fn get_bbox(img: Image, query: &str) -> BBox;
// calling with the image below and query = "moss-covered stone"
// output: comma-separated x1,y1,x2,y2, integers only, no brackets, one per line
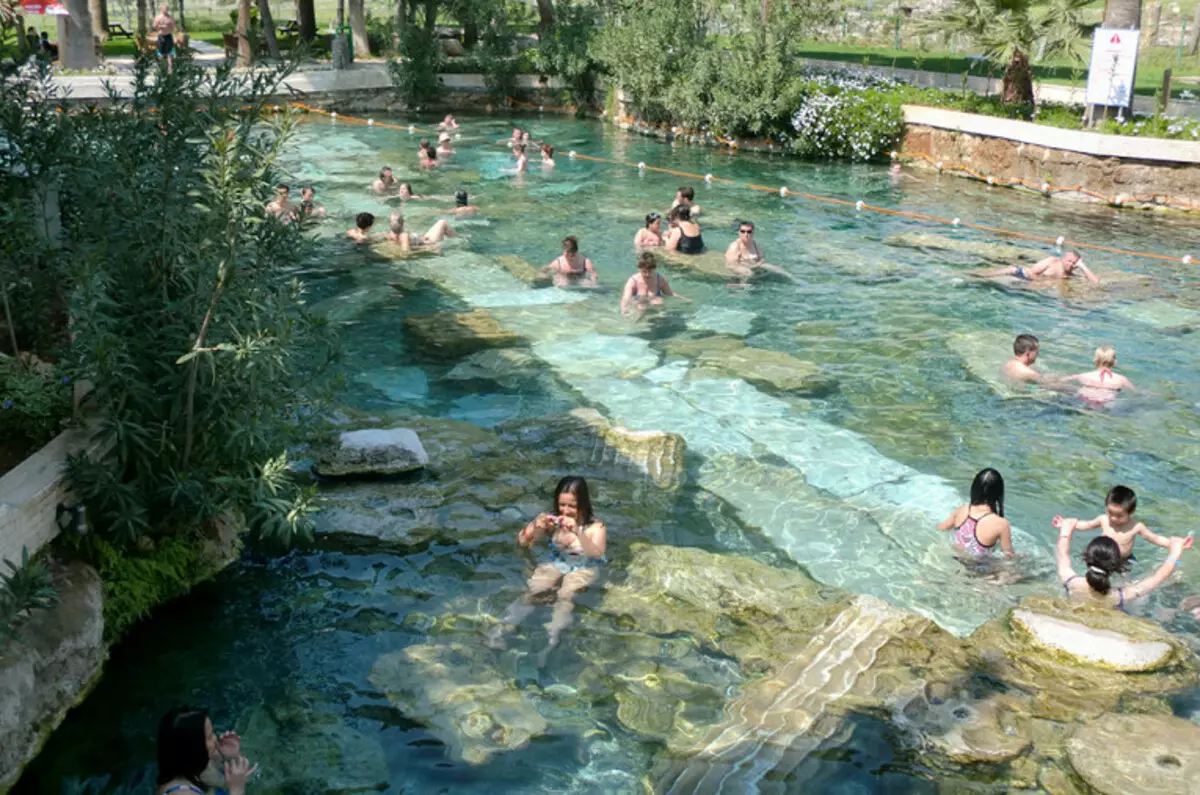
402,309,523,360
1067,713,1200,795
884,232,1043,264
495,255,552,287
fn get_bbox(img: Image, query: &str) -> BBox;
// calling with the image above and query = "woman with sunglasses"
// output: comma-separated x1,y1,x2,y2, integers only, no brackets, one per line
620,252,689,314
634,212,665,247
724,221,795,282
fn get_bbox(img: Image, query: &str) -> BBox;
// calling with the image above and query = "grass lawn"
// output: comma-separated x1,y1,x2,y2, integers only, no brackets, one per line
795,42,1200,99
99,30,225,57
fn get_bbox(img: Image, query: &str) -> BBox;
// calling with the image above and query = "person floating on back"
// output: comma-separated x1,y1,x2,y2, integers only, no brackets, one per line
1063,346,1134,407
1053,485,1171,562
937,468,1015,560
987,250,1099,284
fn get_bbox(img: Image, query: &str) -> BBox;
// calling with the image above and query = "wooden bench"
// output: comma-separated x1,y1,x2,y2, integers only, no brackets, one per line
107,23,134,39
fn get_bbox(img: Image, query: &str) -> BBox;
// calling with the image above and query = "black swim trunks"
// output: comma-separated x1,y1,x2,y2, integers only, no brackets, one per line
156,33,175,56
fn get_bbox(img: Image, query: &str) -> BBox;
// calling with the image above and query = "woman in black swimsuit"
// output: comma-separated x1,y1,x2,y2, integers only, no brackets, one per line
665,206,703,254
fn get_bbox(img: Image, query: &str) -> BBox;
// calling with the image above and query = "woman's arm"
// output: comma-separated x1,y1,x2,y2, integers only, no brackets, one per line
517,514,551,547
1125,536,1190,599
997,519,1015,558
664,229,680,251
399,233,411,253
724,241,739,266
660,277,688,301
620,277,635,314
1055,521,1078,583
584,258,598,285
575,521,607,558
936,505,963,532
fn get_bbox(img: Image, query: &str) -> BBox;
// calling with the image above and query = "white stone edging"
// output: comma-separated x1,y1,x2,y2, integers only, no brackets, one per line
903,104,1200,165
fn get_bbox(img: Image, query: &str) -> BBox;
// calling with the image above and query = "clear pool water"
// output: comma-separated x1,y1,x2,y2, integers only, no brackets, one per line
17,114,1200,793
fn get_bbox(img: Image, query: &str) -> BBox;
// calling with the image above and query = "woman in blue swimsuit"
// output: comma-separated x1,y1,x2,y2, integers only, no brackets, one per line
486,477,607,658
1056,519,1190,610
620,252,689,314
156,706,257,795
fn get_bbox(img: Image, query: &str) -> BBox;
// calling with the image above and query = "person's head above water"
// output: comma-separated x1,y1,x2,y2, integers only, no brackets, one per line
1083,535,1129,595
674,205,693,222
300,185,315,200
388,212,405,234
275,183,289,197
157,706,215,788
398,182,414,198
1105,484,1137,525
969,468,1005,517
645,211,661,229
676,186,695,203
1063,250,1082,271
378,167,393,181
454,189,469,207
511,127,522,139
541,143,554,158
637,251,658,272
1094,345,1116,370
159,3,169,14
561,235,579,254
738,221,755,237
1012,333,1039,363
552,476,593,526
355,212,375,231
513,143,526,155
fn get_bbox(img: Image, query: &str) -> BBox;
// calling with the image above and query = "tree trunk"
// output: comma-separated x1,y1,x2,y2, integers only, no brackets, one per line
297,0,316,42
463,19,477,48
16,13,30,58
1102,0,1141,29
1001,48,1034,104
89,0,108,42
258,0,280,58
349,0,370,55
136,0,148,40
1188,1,1200,55
535,0,553,33
178,0,186,31
423,0,437,34
237,0,252,66
60,0,100,68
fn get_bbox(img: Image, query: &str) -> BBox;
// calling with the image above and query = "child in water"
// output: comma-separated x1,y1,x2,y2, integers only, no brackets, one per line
1053,485,1173,562
936,468,1015,560
1063,346,1133,407
487,477,607,661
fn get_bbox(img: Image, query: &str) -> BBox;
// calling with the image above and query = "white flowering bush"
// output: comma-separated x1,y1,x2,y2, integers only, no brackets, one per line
790,75,905,162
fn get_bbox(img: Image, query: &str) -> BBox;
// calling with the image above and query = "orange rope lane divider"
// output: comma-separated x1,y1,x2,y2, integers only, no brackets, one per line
289,104,1198,265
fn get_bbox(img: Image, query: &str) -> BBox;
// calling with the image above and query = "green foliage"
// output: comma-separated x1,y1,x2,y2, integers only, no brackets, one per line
0,357,72,450
790,81,906,161
81,533,227,642
477,5,520,102
365,11,398,57
530,2,600,106
0,547,59,648
1,59,337,552
389,27,445,107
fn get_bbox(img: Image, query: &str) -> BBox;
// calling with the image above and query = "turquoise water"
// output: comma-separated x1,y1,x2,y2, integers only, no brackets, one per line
17,115,1200,793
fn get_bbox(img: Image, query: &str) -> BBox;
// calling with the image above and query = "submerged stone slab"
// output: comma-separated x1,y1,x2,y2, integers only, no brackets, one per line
885,232,1043,264
1012,609,1174,671
356,366,430,403
368,640,547,765
495,254,552,287
532,334,660,379
315,428,429,477
1111,298,1200,331
1068,713,1200,795
442,349,545,390
466,289,589,309
662,335,831,394
686,305,757,337
403,309,523,360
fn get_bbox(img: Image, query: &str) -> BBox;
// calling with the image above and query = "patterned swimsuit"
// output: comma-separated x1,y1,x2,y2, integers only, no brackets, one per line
953,510,996,559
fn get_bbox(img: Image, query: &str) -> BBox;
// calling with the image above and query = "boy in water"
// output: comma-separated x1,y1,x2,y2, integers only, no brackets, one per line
670,186,702,218
346,212,375,243
1001,333,1043,383
1053,485,1174,561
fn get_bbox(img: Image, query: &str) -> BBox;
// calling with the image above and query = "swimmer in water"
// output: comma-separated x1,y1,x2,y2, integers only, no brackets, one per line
297,186,327,221
512,144,528,173
372,167,398,194
723,221,795,282
265,183,296,219
384,212,457,253
397,182,430,201
439,114,459,130
1062,346,1134,406
670,185,702,218
1052,485,1170,563
541,143,555,167
987,250,1099,284
634,212,664,247
620,252,689,314
542,235,597,287
437,132,455,156
1001,333,1045,384
346,212,375,243
485,476,607,662
664,206,703,254
446,189,480,217
419,141,438,169
936,468,1015,560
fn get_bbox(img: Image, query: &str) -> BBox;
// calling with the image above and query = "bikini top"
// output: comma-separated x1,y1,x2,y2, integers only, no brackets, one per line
631,273,663,297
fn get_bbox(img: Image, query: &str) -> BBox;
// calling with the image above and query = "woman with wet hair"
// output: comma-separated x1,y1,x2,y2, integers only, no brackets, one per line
1057,519,1191,609
156,706,257,795
937,468,1014,559
634,212,664,247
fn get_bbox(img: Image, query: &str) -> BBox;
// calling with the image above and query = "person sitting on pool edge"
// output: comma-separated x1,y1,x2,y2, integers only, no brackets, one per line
1056,517,1191,610
634,212,664,247
664,206,703,254
724,221,795,282
671,185,702,218
372,167,398,194
542,235,597,287
384,212,458,253
987,250,1099,284
620,252,690,314
346,212,375,242
936,467,1014,560
486,475,607,664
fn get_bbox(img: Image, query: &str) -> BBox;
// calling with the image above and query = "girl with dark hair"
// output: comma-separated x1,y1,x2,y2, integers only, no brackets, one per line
1056,519,1191,609
663,205,704,255
634,212,664,247
542,236,597,288
486,476,607,660
156,707,257,795
936,468,1015,559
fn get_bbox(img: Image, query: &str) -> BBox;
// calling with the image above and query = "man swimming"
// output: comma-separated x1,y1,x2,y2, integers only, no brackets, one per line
990,250,1099,284
265,184,296,219
671,186,702,218
1001,333,1044,383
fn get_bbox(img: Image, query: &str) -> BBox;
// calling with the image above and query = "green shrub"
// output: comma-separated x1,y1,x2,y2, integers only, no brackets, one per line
0,547,59,648
477,6,520,102
530,2,599,106
0,357,72,450
389,27,444,107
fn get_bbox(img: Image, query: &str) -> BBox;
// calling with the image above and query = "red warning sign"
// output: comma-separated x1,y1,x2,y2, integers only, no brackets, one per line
1110,33,1121,43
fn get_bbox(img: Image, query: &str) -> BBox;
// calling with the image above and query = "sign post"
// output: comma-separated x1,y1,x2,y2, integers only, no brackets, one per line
1085,27,1141,124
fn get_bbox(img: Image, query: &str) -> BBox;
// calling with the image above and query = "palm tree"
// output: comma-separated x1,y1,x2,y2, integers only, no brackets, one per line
924,0,1092,104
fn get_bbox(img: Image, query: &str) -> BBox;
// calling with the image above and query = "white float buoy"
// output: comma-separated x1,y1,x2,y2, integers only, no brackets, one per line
1056,236,1065,247
781,187,789,197
408,125,415,133
890,150,898,159
1042,182,1050,193
936,161,943,170
855,200,864,211
705,173,713,183
367,118,374,126
1184,255,1194,265
330,111,338,118
569,151,577,159
637,162,646,170
952,217,961,226
986,176,994,185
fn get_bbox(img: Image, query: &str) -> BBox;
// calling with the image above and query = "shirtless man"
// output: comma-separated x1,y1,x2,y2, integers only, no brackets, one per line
266,184,296,219
990,250,1099,284
446,189,479,217
298,186,326,220
1001,333,1044,383
346,212,375,243
372,167,398,194
152,4,177,73
723,222,795,282
671,186,702,218
437,133,455,156
439,114,459,130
